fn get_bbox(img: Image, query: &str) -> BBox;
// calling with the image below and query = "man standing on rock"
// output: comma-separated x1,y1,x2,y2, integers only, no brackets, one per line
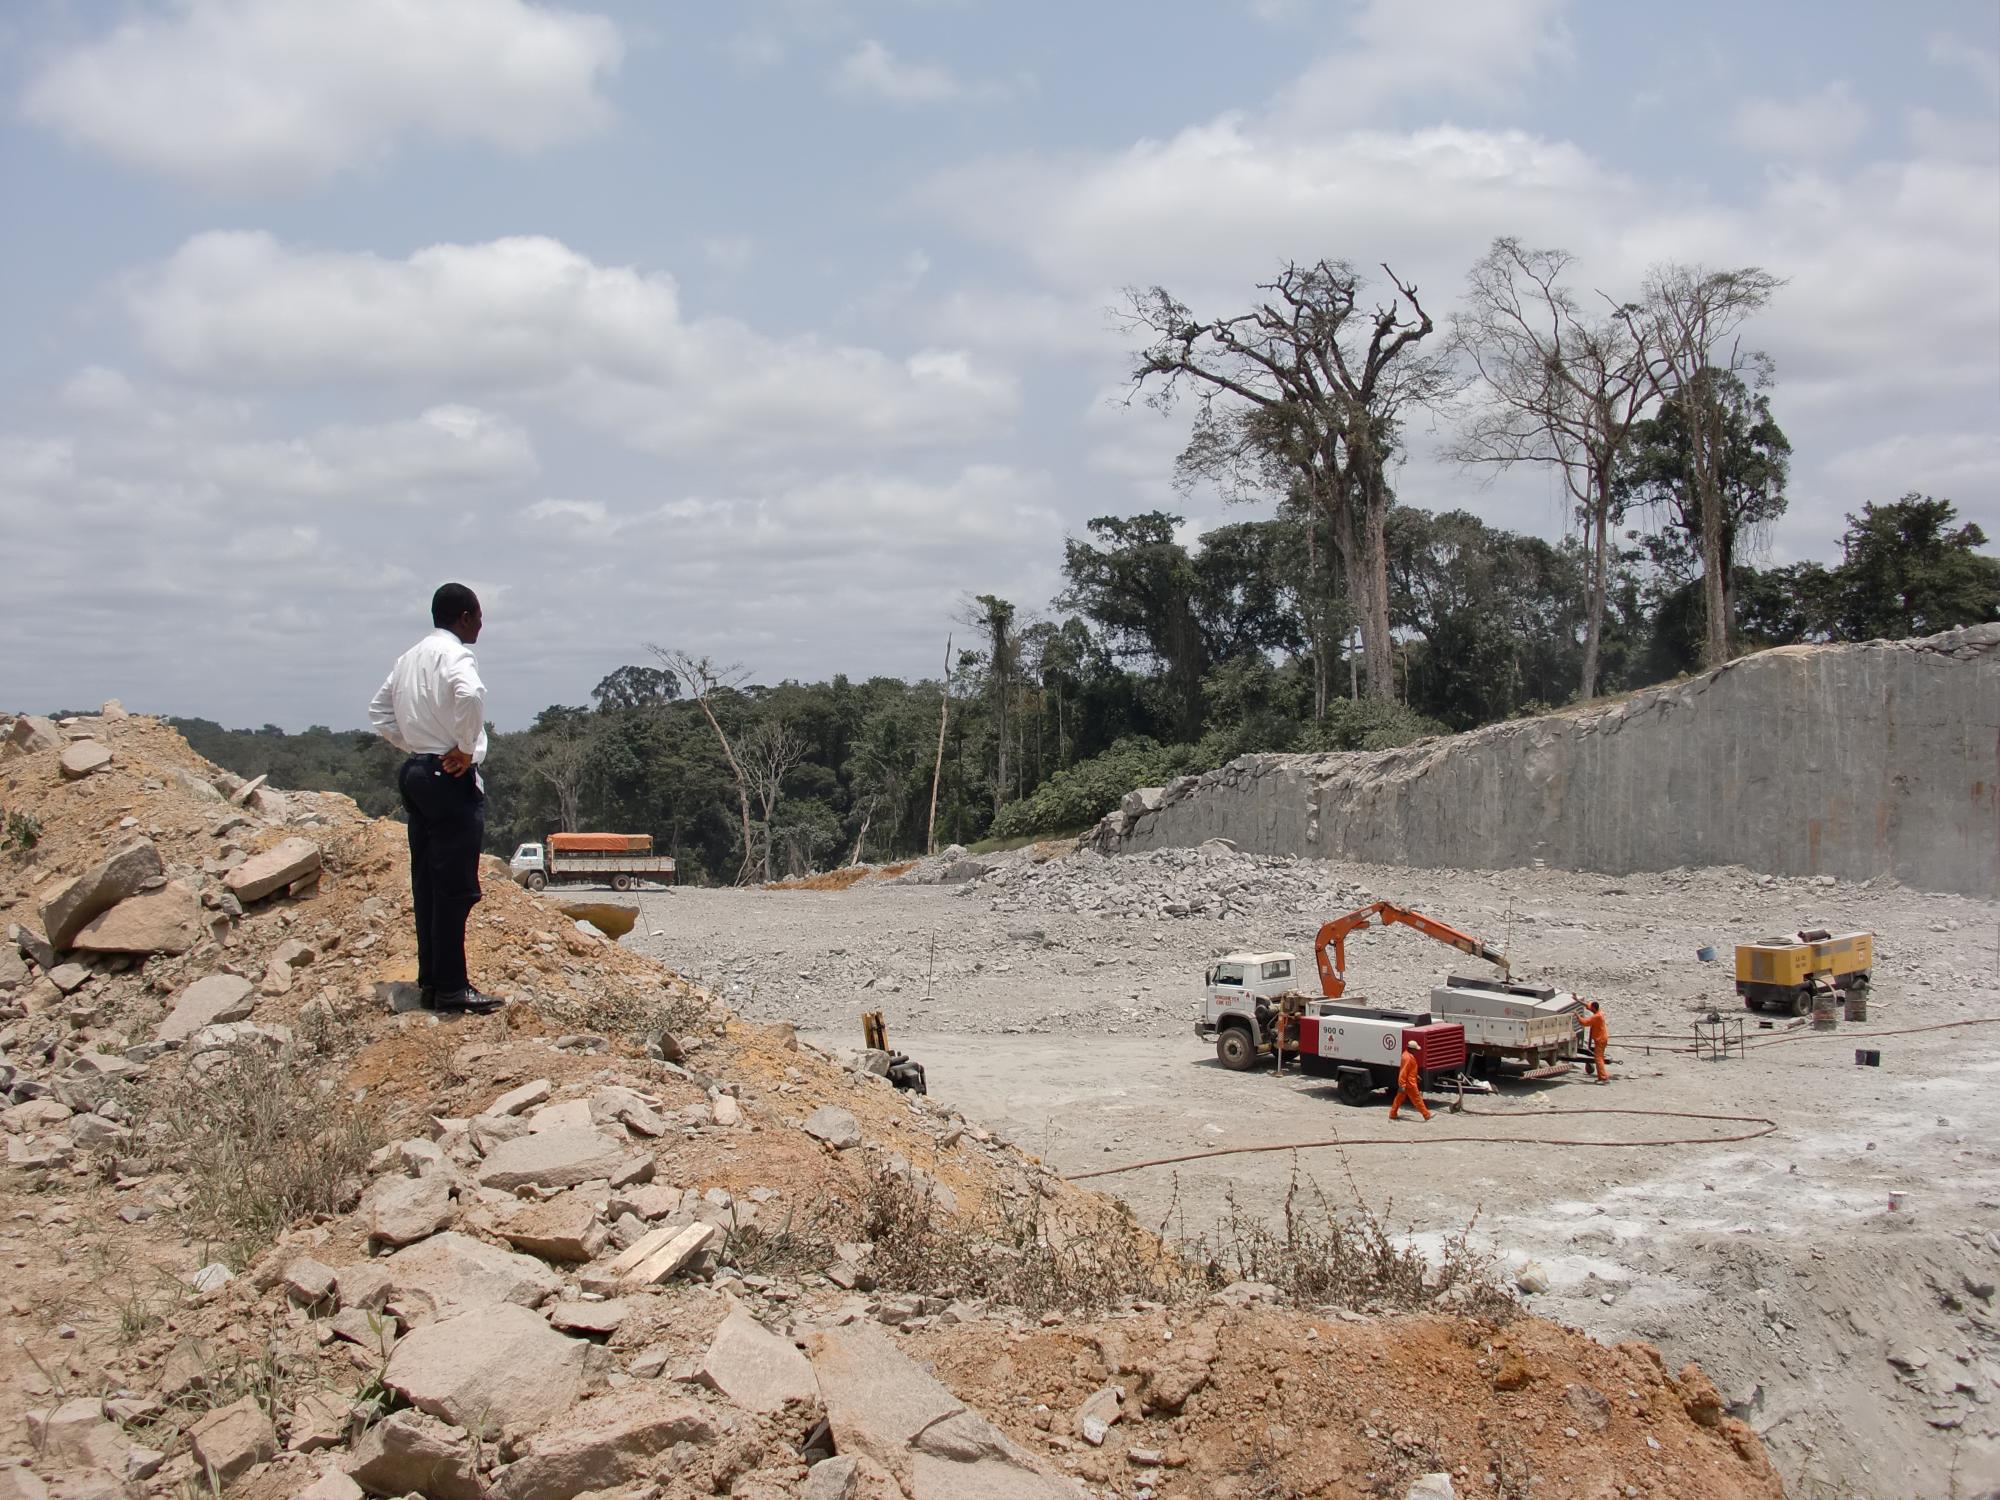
368,583,501,1012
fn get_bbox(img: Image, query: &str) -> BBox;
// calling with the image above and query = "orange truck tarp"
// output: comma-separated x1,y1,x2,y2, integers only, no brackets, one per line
549,833,654,854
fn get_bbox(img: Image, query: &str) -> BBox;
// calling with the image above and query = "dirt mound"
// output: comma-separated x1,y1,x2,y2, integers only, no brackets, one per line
0,710,1779,1498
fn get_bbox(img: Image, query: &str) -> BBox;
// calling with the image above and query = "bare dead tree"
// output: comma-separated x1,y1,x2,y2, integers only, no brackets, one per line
529,717,595,832
1618,263,1785,668
647,646,755,885
742,717,808,884
1120,260,1456,701
1450,238,1656,700
925,634,951,855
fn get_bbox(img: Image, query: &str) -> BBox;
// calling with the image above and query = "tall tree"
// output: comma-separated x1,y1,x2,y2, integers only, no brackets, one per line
527,712,595,832
969,595,1019,813
1121,260,1454,701
648,648,757,885
1832,495,2000,640
1619,262,1784,667
590,665,678,712
1615,366,1791,648
742,716,808,882
1450,238,1654,700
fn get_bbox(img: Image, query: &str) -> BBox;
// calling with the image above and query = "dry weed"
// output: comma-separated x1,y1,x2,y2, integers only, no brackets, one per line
157,1044,381,1264
850,1165,1208,1315
1196,1169,1516,1322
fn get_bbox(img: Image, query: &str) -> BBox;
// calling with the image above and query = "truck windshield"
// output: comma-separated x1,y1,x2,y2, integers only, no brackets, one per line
1214,964,1245,985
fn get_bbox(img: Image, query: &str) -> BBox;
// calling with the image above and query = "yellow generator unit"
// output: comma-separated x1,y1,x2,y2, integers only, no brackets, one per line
1736,929,1873,1015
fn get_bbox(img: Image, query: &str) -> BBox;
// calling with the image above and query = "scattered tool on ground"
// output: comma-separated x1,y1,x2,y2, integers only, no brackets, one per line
861,1008,928,1093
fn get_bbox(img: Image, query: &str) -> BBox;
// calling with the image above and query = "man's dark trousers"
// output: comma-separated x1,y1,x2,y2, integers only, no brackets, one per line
398,755,485,996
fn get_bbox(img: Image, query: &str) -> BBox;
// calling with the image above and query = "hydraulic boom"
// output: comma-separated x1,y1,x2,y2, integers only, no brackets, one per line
1313,900,1510,999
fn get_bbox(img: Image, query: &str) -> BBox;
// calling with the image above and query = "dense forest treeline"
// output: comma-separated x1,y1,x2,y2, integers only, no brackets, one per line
166,244,2000,883
169,488,1997,886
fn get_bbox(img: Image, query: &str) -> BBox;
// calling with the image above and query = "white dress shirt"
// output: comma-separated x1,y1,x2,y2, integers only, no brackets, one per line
369,628,489,767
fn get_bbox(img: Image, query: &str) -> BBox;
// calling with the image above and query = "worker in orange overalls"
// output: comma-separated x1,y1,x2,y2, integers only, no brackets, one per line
1389,1039,1431,1121
1584,999,1609,1083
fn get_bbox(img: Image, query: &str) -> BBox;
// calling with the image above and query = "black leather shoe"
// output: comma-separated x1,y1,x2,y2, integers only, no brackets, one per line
432,987,504,1012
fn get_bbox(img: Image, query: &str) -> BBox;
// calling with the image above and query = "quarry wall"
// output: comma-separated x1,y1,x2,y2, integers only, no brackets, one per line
1089,624,2000,897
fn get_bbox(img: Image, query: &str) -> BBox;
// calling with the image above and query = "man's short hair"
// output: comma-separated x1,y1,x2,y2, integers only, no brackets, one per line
432,582,480,628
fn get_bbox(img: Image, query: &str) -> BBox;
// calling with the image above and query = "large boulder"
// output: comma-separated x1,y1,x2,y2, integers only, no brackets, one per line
39,839,162,949
366,1172,456,1248
695,1304,819,1414
5,715,60,754
474,1128,627,1192
384,1304,587,1434
378,1232,561,1320
803,1106,862,1151
492,1390,725,1500
496,1191,604,1263
70,883,200,956
58,741,112,780
188,1396,275,1484
225,837,323,904
343,1410,483,1500
807,1326,1074,1500
156,974,255,1043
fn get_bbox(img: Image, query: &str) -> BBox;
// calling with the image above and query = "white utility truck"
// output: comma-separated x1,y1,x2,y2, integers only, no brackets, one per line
1197,950,1469,1105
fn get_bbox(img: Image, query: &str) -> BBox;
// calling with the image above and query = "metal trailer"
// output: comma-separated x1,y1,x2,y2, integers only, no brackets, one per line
1735,929,1874,1015
1428,974,1585,1077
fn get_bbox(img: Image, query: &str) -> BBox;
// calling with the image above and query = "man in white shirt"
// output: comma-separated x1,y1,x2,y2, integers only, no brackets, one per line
368,583,500,1011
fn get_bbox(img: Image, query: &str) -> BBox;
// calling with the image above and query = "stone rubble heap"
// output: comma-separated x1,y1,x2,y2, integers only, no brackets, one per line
0,708,1785,1500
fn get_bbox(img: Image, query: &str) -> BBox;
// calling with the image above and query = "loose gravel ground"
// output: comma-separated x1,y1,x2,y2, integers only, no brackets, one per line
619,846,2000,1498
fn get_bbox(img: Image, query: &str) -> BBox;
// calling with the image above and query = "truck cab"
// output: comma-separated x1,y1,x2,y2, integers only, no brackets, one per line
509,843,545,886
1196,950,1301,1067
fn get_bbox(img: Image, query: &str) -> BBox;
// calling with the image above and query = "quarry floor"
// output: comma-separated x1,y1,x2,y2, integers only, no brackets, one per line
620,858,2000,1500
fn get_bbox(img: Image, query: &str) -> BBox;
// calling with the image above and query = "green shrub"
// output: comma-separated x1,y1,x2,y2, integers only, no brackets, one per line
1300,699,1447,753
988,736,1205,840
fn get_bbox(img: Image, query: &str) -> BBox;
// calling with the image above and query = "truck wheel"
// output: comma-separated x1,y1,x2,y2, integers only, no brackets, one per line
612,875,631,892
1743,995,1763,1012
1788,989,1811,1017
524,871,547,891
1335,1070,1374,1106
1215,1027,1257,1071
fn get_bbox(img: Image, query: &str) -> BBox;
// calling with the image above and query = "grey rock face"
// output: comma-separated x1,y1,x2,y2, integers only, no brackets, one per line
1091,627,2000,896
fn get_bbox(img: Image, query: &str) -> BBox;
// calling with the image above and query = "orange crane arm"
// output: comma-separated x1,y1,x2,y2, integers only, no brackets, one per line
1313,901,1511,998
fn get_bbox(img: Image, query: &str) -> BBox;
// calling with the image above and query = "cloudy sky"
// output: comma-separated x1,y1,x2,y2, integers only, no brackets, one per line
2,0,1996,729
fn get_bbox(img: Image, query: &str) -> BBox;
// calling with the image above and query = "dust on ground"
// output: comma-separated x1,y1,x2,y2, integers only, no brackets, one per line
625,852,2000,1498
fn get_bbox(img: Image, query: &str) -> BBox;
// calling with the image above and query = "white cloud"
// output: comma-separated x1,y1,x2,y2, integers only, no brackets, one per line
831,39,1017,106
1930,32,2000,101
21,0,622,190
122,231,1016,457
194,405,538,500
1274,0,1575,130
1731,82,1869,160
927,119,1627,296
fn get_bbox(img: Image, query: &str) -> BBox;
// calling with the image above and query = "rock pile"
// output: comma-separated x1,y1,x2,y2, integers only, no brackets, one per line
0,710,1784,1499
